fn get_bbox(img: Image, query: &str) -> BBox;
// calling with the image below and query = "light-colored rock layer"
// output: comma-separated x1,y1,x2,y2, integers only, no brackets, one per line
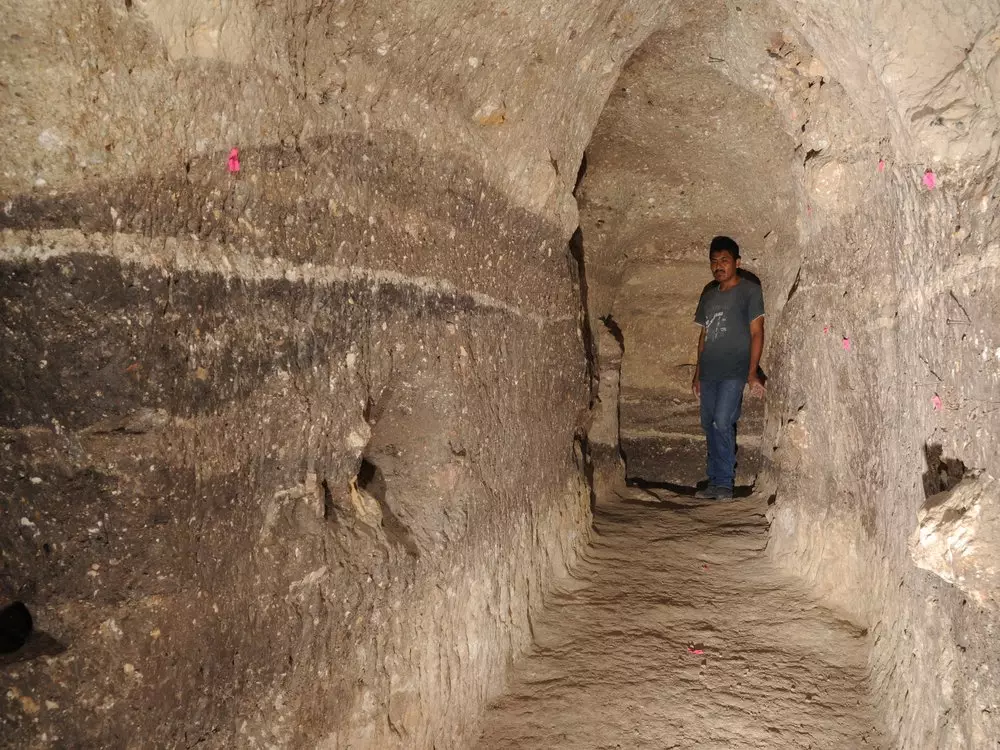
911,473,1000,611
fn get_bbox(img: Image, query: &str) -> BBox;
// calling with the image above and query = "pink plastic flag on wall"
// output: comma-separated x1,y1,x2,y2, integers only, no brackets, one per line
842,337,851,351
878,159,885,172
228,148,241,173
932,394,943,411
922,170,936,189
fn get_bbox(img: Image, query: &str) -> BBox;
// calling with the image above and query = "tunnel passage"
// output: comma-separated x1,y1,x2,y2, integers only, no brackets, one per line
575,13,799,489
2,0,1000,748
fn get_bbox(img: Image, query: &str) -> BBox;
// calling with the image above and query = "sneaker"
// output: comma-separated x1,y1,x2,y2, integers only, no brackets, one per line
694,485,721,499
714,486,734,500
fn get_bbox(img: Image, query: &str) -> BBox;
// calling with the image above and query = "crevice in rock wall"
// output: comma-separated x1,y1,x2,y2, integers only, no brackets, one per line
564,223,600,511
587,316,626,498
567,227,597,405
0,602,33,655
572,435,597,514
599,313,627,471
922,444,967,498
320,477,338,523
599,315,624,352
784,266,802,303
353,457,420,559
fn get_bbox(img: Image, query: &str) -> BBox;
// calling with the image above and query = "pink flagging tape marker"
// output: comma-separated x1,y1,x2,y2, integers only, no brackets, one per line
228,147,241,173
922,170,936,189
687,647,705,655
932,394,943,411
823,325,830,334
842,337,851,351
878,159,885,172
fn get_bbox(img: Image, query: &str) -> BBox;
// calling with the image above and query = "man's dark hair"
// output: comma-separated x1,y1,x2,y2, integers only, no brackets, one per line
709,235,740,259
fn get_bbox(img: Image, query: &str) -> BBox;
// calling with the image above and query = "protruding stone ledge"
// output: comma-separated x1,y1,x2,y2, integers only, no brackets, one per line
911,473,1000,610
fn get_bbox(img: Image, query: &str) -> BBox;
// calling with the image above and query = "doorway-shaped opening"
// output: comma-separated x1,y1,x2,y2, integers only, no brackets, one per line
576,14,800,491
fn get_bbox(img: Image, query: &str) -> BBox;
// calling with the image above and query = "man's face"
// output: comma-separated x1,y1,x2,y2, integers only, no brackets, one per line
710,250,739,284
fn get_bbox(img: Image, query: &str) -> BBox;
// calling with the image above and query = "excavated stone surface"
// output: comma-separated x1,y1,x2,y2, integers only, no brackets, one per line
4,0,1000,747
0,218,592,747
911,474,1000,611
579,1,1000,747
0,0,675,232
0,3,623,736
477,488,886,749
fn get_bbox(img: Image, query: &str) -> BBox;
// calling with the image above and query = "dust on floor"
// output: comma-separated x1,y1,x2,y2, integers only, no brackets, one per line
476,488,886,749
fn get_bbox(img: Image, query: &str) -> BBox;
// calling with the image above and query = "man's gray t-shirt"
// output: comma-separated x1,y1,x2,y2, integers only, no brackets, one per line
694,278,765,381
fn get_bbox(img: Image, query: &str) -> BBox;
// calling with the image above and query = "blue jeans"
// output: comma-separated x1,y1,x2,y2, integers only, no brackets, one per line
699,379,745,490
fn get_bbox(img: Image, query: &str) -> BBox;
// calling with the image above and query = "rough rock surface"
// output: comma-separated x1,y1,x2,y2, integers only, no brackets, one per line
477,488,886,749
0,219,591,747
3,0,1000,747
911,474,1000,611
1,1,636,744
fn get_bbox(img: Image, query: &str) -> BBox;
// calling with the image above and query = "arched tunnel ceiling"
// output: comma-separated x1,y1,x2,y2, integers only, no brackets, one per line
579,8,797,282
3,0,1000,748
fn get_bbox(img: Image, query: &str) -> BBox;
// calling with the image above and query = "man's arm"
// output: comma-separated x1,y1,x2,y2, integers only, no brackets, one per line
692,326,706,400
748,316,765,397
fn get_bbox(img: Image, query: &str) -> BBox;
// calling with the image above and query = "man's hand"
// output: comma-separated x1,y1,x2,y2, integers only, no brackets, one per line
747,373,766,398
691,377,701,401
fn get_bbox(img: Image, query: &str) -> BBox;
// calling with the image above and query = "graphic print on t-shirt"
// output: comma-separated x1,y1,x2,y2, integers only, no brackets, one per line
705,310,727,342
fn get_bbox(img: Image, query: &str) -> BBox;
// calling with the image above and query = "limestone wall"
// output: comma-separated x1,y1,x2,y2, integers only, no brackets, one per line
754,2,1000,747
3,0,1000,747
0,1,661,746
578,0,1000,746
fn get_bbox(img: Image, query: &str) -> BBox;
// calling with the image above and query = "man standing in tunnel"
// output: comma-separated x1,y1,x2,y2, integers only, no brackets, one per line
691,236,765,500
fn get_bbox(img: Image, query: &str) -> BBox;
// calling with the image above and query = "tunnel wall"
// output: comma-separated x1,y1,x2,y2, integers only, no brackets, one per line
0,184,588,748
764,171,1000,749
4,0,1000,746
0,1,666,746
751,2,1000,747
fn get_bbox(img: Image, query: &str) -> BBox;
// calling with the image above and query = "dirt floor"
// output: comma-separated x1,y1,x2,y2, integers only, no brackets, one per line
475,487,887,749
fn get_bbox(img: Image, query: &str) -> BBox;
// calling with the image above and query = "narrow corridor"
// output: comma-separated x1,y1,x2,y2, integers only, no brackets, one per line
5,0,1000,745
477,490,885,749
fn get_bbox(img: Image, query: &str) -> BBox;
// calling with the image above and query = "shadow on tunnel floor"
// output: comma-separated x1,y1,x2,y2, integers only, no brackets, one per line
625,478,755,499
